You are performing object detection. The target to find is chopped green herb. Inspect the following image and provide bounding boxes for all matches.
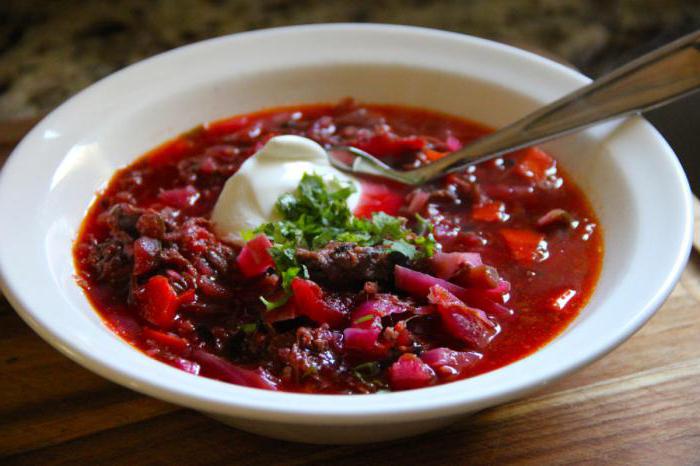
[248,173,436,292]
[239,323,257,334]
[386,239,418,259]
[260,294,290,311]
[352,314,376,325]
[352,361,382,385]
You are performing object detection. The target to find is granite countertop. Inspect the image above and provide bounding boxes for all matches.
[1,0,699,119]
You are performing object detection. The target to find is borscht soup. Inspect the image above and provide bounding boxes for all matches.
[74,99,602,394]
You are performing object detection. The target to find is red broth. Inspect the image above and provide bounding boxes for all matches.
[74,100,602,393]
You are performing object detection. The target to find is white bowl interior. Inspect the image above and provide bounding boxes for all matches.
[0,25,692,426]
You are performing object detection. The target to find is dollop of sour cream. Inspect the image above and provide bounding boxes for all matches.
[211,135,361,239]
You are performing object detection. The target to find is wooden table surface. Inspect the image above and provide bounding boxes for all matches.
[1,119,699,465]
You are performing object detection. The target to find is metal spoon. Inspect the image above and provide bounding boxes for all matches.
[328,30,700,186]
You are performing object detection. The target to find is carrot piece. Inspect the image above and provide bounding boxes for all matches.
[472,201,509,222]
[424,149,447,161]
[515,147,555,182]
[500,228,547,262]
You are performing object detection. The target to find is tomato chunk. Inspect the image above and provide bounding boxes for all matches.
[291,278,345,327]
[236,234,274,278]
[388,354,436,390]
[140,275,180,328]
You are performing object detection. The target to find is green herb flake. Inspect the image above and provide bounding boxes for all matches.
[239,323,257,334]
[250,173,437,294]
[260,294,290,311]
[352,361,382,385]
[352,314,376,325]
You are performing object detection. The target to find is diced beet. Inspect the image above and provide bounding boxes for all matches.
[355,133,426,158]
[388,354,436,390]
[291,278,345,328]
[351,304,382,329]
[354,296,409,321]
[133,237,161,275]
[514,147,555,183]
[429,251,482,280]
[191,350,278,390]
[343,327,382,352]
[236,234,274,278]
[420,347,481,379]
[428,285,498,349]
[142,327,189,354]
[157,185,200,209]
[140,275,181,328]
[500,228,547,263]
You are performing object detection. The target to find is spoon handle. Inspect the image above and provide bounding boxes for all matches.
[407,30,700,184]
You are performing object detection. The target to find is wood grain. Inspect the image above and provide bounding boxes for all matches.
[1,121,699,465]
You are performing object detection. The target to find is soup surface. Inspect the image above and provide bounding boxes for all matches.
[74,99,602,393]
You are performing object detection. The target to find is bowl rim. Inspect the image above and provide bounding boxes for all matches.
[0,23,693,425]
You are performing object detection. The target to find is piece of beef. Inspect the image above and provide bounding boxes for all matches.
[97,203,144,237]
[82,232,134,286]
[295,242,410,287]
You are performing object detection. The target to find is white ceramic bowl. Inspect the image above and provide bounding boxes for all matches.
[0,24,693,444]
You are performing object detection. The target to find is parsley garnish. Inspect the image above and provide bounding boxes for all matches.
[352,361,382,385]
[248,173,436,295]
